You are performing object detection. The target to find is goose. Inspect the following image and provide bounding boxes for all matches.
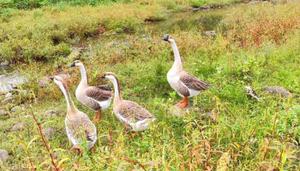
[102,72,156,131]
[163,34,209,108]
[52,75,97,153]
[70,60,112,123]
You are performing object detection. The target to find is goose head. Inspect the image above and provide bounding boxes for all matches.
[101,72,117,81]
[70,60,84,68]
[162,34,175,43]
[51,75,67,89]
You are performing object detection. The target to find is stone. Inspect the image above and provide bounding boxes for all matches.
[38,76,51,88]
[42,127,55,140]
[204,30,216,37]
[264,86,292,98]
[11,122,25,131]
[2,96,14,104]
[0,60,9,67]
[45,110,61,117]
[0,149,9,162]
[5,93,12,98]
[0,109,8,116]
[11,106,23,113]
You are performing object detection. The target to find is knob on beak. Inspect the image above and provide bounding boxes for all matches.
[69,62,75,67]
[162,34,170,41]
[100,75,106,79]
[49,76,54,81]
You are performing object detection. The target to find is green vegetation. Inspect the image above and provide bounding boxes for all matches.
[0,0,299,170]
[0,0,127,9]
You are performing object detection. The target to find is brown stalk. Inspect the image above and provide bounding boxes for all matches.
[30,111,61,171]
[122,156,146,171]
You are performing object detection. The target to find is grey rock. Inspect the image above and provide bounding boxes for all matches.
[43,127,55,140]
[11,122,25,131]
[264,86,292,98]
[38,76,51,88]
[204,30,216,37]
[0,60,9,67]
[245,86,260,101]
[2,96,14,104]
[5,93,12,98]
[0,109,8,116]
[0,72,28,93]
[11,106,23,113]
[45,110,60,117]
[0,149,9,162]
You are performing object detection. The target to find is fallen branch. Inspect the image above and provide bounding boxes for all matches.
[30,110,61,171]
[122,156,146,171]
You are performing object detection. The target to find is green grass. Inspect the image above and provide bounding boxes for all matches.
[0,0,300,170]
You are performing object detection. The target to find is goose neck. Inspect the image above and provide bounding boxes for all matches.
[170,40,182,71]
[58,82,77,114]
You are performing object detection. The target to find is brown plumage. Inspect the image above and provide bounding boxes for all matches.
[163,34,209,108]
[71,60,112,123]
[180,71,209,92]
[103,72,156,131]
[52,75,97,152]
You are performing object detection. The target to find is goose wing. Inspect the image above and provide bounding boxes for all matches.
[85,86,112,102]
[65,114,97,149]
[117,100,154,123]
[179,71,209,91]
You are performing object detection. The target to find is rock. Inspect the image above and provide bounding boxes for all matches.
[245,86,260,101]
[204,30,216,37]
[264,86,292,98]
[0,72,28,93]
[11,122,25,131]
[38,76,51,88]
[248,0,261,5]
[2,96,14,104]
[42,127,55,140]
[0,60,9,67]
[192,6,210,11]
[11,106,23,113]
[0,109,7,116]
[45,110,60,117]
[5,92,12,98]
[0,149,9,162]
[0,109,8,116]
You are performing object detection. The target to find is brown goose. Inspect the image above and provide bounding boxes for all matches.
[102,72,156,131]
[70,60,112,123]
[52,75,97,152]
[163,34,209,108]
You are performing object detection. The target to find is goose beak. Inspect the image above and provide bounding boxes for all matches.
[69,62,75,67]
[49,76,54,81]
[100,75,106,79]
[162,34,170,42]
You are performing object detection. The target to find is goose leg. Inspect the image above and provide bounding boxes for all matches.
[177,96,189,108]
[71,145,82,155]
[93,110,101,123]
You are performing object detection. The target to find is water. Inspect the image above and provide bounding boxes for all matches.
[0,67,28,93]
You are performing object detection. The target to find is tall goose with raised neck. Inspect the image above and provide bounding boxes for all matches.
[102,72,156,131]
[71,60,112,123]
[163,34,209,108]
[52,75,97,153]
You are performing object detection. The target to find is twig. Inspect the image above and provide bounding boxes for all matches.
[122,156,146,171]
[30,111,61,171]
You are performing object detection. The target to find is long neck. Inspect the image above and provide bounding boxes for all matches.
[170,40,183,71]
[111,76,121,103]
[79,65,88,86]
[58,83,77,114]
